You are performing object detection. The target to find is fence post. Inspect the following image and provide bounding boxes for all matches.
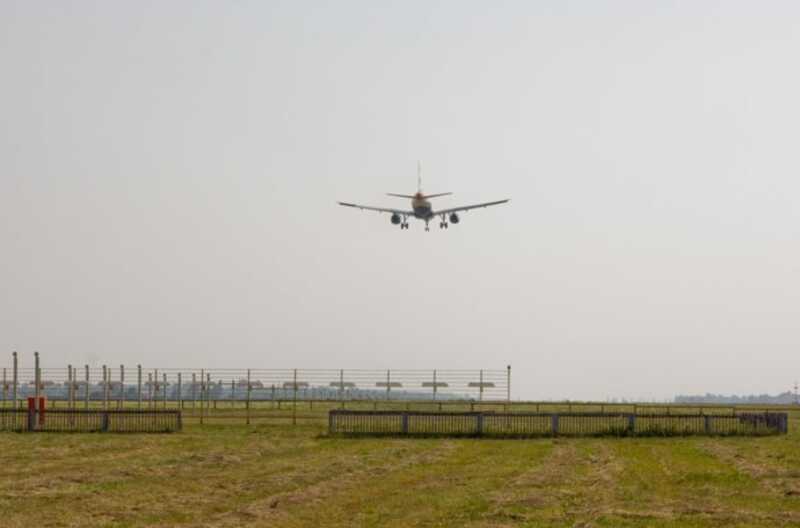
[206,373,211,419]
[12,352,18,410]
[704,415,711,434]
[339,369,344,409]
[246,369,251,425]
[476,413,484,436]
[147,373,153,408]
[34,352,40,419]
[627,414,636,435]
[102,411,109,432]
[507,365,511,403]
[137,365,142,409]
[199,369,204,425]
[102,365,108,410]
[153,369,158,408]
[402,412,409,434]
[66,364,72,409]
[551,413,559,436]
[27,404,35,432]
[292,369,297,426]
[120,365,125,408]
[84,365,90,410]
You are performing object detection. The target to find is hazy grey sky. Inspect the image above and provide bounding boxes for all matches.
[2,1,800,400]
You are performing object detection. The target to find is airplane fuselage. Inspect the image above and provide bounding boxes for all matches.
[411,193,434,219]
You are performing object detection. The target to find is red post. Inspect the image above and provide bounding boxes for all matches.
[28,396,46,425]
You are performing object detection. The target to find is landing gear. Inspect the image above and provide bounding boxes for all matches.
[439,221,449,229]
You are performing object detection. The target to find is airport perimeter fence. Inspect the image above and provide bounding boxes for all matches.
[329,410,789,437]
[0,353,511,425]
[3,353,798,429]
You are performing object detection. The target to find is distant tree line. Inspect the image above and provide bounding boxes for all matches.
[674,391,798,404]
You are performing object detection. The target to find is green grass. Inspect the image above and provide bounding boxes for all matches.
[2,416,800,527]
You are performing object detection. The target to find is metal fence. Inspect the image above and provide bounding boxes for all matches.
[0,409,182,433]
[329,411,789,437]
[1,353,511,409]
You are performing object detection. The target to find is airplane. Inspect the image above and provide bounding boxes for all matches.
[338,164,510,231]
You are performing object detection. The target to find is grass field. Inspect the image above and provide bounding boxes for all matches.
[2,410,800,527]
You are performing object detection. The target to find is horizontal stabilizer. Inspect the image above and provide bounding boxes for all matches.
[386,192,453,199]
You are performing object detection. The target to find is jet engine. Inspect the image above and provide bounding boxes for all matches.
[449,213,460,224]
[391,213,401,225]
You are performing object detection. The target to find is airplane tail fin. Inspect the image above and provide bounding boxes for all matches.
[386,163,450,199]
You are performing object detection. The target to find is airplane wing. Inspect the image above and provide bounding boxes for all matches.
[337,202,413,215]
[435,199,510,216]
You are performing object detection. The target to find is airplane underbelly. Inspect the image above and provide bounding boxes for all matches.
[413,206,432,219]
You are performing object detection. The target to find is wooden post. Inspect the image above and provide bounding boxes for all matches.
[627,414,636,434]
[551,413,559,436]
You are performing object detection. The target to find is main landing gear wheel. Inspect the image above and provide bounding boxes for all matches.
[439,222,449,229]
